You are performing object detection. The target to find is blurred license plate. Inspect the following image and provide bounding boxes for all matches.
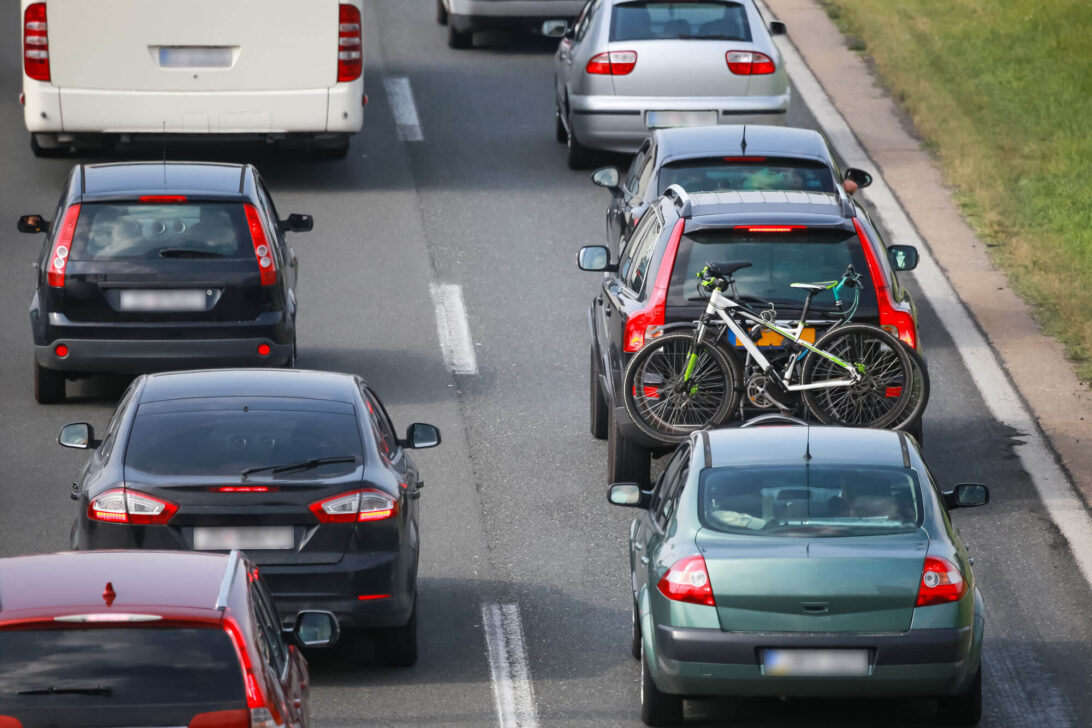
[646,110,717,128]
[159,47,232,68]
[763,649,870,676]
[193,527,294,551]
[119,290,206,312]
[732,327,815,347]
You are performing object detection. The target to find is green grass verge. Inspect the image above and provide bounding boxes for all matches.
[821,0,1092,379]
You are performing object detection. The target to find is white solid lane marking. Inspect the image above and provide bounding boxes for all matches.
[430,283,478,375]
[763,4,1092,590]
[384,76,424,142]
[482,602,539,728]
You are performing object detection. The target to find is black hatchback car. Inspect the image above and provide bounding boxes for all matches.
[17,162,313,403]
[58,368,440,667]
[578,186,922,485]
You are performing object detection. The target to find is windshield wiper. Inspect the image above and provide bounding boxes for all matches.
[158,248,227,258]
[241,455,357,479]
[17,685,112,697]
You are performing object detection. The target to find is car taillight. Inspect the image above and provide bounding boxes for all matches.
[586,50,637,76]
[188,710,249,728]
[223,620,284,728]
[726,50,775,75]
[47,204,80,289]
[338,4,362,82]
[915,555,966,607]
[657,554,715,607]
[624,218,684,352]
[243,204,277,287]
[87,488,178,525]
[308,489,398,524]
[853,219,918,348]
[24,3,50,82]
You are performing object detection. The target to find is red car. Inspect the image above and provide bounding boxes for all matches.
[0,550,338,728]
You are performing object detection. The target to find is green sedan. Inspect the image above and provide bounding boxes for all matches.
[608,423,989,726]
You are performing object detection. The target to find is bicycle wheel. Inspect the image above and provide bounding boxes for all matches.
[888,342,930,435]
[801,324,912,429]
[623,331,742,443]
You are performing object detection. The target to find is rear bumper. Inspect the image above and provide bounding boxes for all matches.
[449,0,583,27]
[36,337,292,373]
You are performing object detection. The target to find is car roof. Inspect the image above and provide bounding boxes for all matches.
[77,162,250,202]
[703,426,909,470]
[138,368,360,405]
[0,550,231,617]
[679,190,853,228]
[656,125,832,164]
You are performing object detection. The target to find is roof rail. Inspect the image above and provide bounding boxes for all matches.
[739,413,809,428]
[663,184,692,218]
[214,549,242,611]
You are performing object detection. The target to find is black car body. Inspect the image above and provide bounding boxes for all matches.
[61,369,440,666]
[18,162,313,403]
[580,186,921,484]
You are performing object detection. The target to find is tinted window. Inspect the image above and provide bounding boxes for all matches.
[124,409,363,477]
[611,1,751,42]
[575,0,602,42]
[70,203,251,260]
[623,216,662,292]
[363,388,399,459]
[0,628,244,708]
[659,159,837,195]
[699,465,922,537]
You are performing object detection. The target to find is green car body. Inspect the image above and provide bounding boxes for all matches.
[614,426,987,723]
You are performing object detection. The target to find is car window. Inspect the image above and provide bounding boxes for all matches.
[634,149,657,199]
[574,0,602,42]
[623,214,663,293]
[655,446,690,529]
[251,579,288,676]
[69,202,252,260]
[698,464,923,537]
[658,158,837,195]
[610,1,752,42]
[363,387,400,460]
[255,179,289,260]
[98,384,136,464]
[625,140,651,195]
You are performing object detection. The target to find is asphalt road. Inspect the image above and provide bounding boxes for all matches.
[1,2,1090,726]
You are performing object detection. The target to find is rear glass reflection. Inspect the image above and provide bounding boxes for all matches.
[611,1,752,42]
[71,203,250,260]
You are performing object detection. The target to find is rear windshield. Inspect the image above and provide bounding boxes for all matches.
[125,409,364,477]
[611,1,752,42]
[70,202,251,260]
[659,158,837,195]
[0,627,244,708]
[668,228,870,309]
[699,465,923,537]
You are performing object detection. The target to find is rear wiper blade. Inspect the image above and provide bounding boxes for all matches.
[17,685,112,697]
[158,248,228,258]
[241,455,357,479]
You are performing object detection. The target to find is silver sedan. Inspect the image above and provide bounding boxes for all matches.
[550,0,791,168]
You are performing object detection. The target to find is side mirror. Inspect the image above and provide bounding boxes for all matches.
[541,19,569,38]
[18,214,50,234]
[591,166,620,190]
[59,422,97,449]
[844,167,873,190]
[887,244,919,272]
[577,245,616,272]
[769,21,787,35]
[288,610,340,648]
[279,213,313,233]
[403,422,441,449]
[608,483,649,508]
[943,483,990,510]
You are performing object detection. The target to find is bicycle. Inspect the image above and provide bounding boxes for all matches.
[622,261,918,443]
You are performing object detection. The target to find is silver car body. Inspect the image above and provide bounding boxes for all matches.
[553,0,790,153]
[445,0,586,30]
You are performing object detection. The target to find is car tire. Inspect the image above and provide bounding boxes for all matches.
[641,642,683,726]
[447,23,472,49]
[630,599,642,661]
[608,411,651,488]
[34,360,66,404]
[555,105,567,143]
[376,598,418,667]
[590,348,609,440]
[937,667,982,726]
[436,0,448,25]
[566,112,597,170]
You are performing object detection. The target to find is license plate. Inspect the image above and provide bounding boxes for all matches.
[193,527,294,551]
[763,649,870,676]
[119,289,207,312]
[646,110,717,129]
[732,327,815,347]
[159,47,233,68]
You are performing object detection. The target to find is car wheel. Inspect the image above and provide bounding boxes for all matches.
[590,348,609,440]
[608,411,651,487]
[641,642,683,726]
[937,667,981,726]
[447,23,472,49]
[555,105,567,143]
[375,598,418,667]
[566,112,597,170]
[630,599,642,661]
[34,360,66,404]
[436,0,448,25]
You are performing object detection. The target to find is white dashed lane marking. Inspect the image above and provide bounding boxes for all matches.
[482,602,539,728]
[384,76,424,142]
[430,283,478,375]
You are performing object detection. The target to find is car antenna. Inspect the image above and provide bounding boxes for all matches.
[803,424,812,461]
[161,122,167,184]
[740,125,747,155]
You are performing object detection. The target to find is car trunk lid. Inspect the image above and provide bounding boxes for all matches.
[607,40,752,99]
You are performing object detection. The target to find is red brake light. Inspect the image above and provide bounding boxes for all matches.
[308,489,398,524]
[915,555,966,607]
[138,195,187,204]
[212,486,274,493]
[853,219,917,348]
[726,50,775,75]
[23,3,50,82]
[244,204,277,287]
[624,218,684,352]
[657,554,715,607]
[47,204,81,289]
[586,50,637,75]
[87,488,178,525]
[357,593,391,601]
[257,343,271,357]
[54,343,69,358]
[735,225,806,233]
[338,4,363,82]
[223,619,265,712]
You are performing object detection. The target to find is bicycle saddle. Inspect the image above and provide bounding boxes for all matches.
[706,260,753,278]
[790,281,831,292]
